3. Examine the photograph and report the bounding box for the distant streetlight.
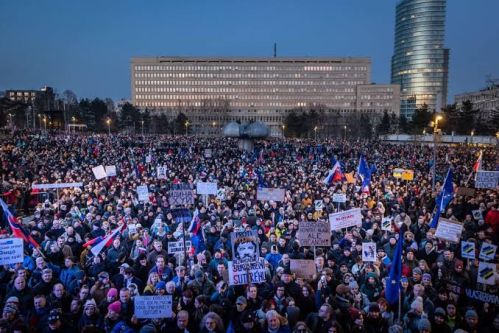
[43,116,47,131]
[185,121,189,136]
[141,120,145,136]
[282,124,285,138]
[432,114,443,191]
[8,114,13,128]
[343,125,347,140]
[106,118,111,135]
[314,126,318,140]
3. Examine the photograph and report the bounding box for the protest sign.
[475,171,499,189]
[393,168,414,181]
[156,165,167,179]
[461,241,475,260]
[312,165,318,171]
[167,240,192,254]
[297,221,331,247]
[314,200,324,211]
[362,242,376,262]
[92,165,107,180]
[196,182,218,195]
[136,185,149,202]
[456,187,476,197]
[290,260,316,279]
[329,208,362,231]
[204,149,212,158]
[105,165,117,177]
[0,238,23,265]
[216,188,226,201]
[32,182,83,190]
[228,258,266,285]
[464,288,499,306]
[134,296,172,319]
[472,210,483,221]
[477,262,496,285]
[479,243,497,261]
[257,187,285,202]
[332,193,347,203]
[434,218,463,243]
[168,184,194,206]
[381,217,392,231]
[145,155,152,163]
[231,230,259,262]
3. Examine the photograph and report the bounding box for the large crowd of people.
[0,130,497,333]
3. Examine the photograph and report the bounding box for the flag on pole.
[85,225,123,257]
[430,168,454,228]
[473,150,482,172]
[0,198,41,250]
[322,160,344,185]
[385,230,403,304]
[357,156,372,193]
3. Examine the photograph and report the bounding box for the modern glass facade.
[391,0,449,119]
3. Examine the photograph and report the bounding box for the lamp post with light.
[106,118,111,135]
[431,115,443,192]
[185,121,189,136]
[314,126,318,141]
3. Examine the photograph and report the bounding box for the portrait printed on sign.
[231,230,259,263]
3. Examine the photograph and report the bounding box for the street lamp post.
[43,116,47,131]
[470,130,474,145]
[431,115,443,192]
[185,121,189,136]
[314,126,318,141]
[282,125,285,138]
[343,125,347,140]
[106,118,111,135]
[212,121,216,136]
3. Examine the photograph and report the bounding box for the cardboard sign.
[136,185,149,202]
[167,240,192,254]
[381,217,392,231]
[290,259,316,280]
[479,243,497,261]
[314,200,324,211]
[156,165,167,179]
[464,288,499,305]
[231,230,259,262]
[228,258,266,285]
[297,221,331,247]
[204,149,212,158]
[362,242,376,262]
[168,184,194,206]
[0,238,23,265]
[435,218,463,243]
[332,193,347,203]
[456,187,476,197]
[92,165,107,180]
[257,187,285,202]
[134,296,172,319]
[196,182,218,195]
[32,182,83,190]
[105,165,117,177]
[477,262,496,285]
[475,171,499,189]
[461,241,476,260]
[329,208,362,231]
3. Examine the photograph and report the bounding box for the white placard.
[156,166,167,180]
[297,221,331,247]
[381,217,392,231]
[435,218,463,243]
[329,208,362,231]
[475,171,499,189]
[332,193,347,203]
[145,155,152,163]
[204,149,212,158]
[167,240,192,254]
[0,238,24,265]
[196,182,218,195]
[105,165,117,177]
[134,296,172,318]
[313,165,318,171]
[216,188,226,201]
[477,262,496,285]
[32,182,83,190]
[92,165,107,180]
[257,187,285,202]
[461,241,476,260]
[314,200,324,211]
[479,243,497,261]
[136,185,149,202]
[168,185,194,206]
[228,258,266,286]
[362,242,377,262]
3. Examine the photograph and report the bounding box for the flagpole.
[398,285,402,322]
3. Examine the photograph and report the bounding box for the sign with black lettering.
[0,238,24,265]
[228,258,266,286]
[134,296,172,318]
[297,221,331,247]
[475,171,499,189]
[168,184,194,206]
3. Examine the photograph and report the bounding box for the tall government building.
[132,57,400,136]
[391,0,449,119]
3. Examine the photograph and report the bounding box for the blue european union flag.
[385,230,403,304]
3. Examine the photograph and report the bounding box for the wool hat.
[108,301,122,313]
[336,284,350,295]
[417,318,431,331]
[413,267,423,275]
[195,270,204,279]
[422,273,432,281]
[465,309,478,319]
[434,307,446,317]
[48,309,61,323]
[6,297,19,304]
[348,307,362,320]
[236,296,247,305]
[368,303,380,313]
[2,304,17,315]
[388,325,403,333]
[155,281,166,290]
[411,296,424,312]
[107,288,118,298]
[349,280,359,290]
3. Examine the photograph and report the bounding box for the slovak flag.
[323,161,344,185]
[0,198,40,249]
[473,150,482,172]
[84,224,124,256]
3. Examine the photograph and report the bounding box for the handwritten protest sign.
[479,243,497,261]
[297,222,331,247]
[477,262,496,285]
[136,185,149,202]
[435,218,463,243]
[105,165,117,177]
[257,187,285,202]
[475,171,499,189]
[228,258,266,285]
[145,155,152,163]
[196,182,218,195]
[32,182,83,190]
[0,238,23,265]
[290,260,316,279]
[168,240,192,254]
[134,296,172,318]
[204,149,212,158]
[168,184,194,206]
[456,187,476,197]
[156,165,167,179]
[92,165,107,180]
[362,242,376,262]
[461,241,475,260]
[329,208,362,231]
[472,210,483,221]
[332,193,347,203]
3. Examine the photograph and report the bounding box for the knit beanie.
[417,318,431,331]
[107,288,118,298]
[411,296,424,312]
[108,301,121,313]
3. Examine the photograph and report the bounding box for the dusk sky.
[1,0,498,102]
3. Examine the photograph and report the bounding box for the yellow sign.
[393,168,414,181]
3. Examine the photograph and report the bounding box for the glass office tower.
[391,0,449,119]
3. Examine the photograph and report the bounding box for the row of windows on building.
[134,72,367,79]
[135,94,358,101]
[135,101,357,108]
[134,80,366,86]
[134,65,369,72]
[134,87,357,93]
